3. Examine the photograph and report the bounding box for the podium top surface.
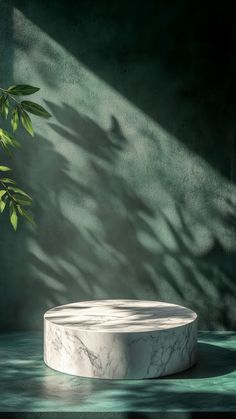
[44,299,197,333]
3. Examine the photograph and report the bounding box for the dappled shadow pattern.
[1,101,236,330]
[45,300,195,330]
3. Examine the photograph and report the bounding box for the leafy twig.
[0,84,52,229]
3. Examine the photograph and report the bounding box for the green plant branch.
[0,87,19,104]
[0,179,17,203]
[0,83,52,229]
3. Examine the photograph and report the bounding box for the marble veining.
[44,299,198,379]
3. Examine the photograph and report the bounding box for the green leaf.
[0,96,8,118]
[11,107,19,132]
[2,98,9,119]
[0,190,7,200]
[0,129,15,142]
[0,165,11,171]
[8,186,32,199]
[7,85,40,96]
[18,206,35,226]
[21,101,51,118]
[9,201,18,230]
[0,193,8,213]
[0,129,21,148]
[13,193,32,205]
[0,200,6,213]
[0,178,16,185]
[16,204,23,215]
[20,110,34,136]
[0,192,8,213]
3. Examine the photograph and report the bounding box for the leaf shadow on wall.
[3,101,235,330]
[10,0,236,182]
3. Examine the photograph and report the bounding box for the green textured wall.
[0,0,236,330]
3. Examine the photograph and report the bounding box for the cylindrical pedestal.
[44,299,197,379]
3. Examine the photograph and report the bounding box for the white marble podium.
[44,299,198,379]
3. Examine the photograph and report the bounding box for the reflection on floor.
[0,331,235,413]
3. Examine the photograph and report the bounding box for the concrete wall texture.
[0,0,236,330]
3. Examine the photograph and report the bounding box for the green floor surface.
[0,331,235,414]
